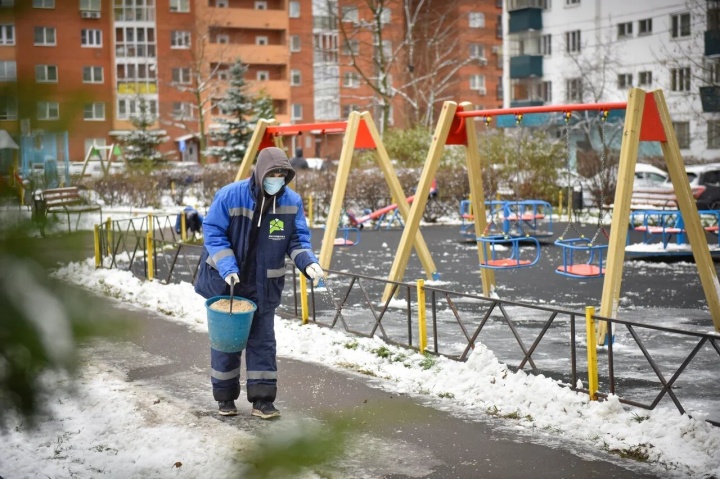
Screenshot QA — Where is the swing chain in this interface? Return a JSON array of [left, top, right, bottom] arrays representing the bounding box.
[[559, 112, 584, 241], [590, 110, 610, 245], [482, 116, 504, 238]]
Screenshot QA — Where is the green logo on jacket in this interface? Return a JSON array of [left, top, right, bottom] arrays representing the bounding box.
[[269, 218, 284, 234]]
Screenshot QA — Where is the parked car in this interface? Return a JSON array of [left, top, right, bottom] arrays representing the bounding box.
[[661, 162, 720, 210], [573, 162, 669, 209]]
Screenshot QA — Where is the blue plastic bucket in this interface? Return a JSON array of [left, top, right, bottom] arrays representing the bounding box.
[[205, 296, 257, 353]]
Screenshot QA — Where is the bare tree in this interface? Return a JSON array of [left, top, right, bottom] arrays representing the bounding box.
[[159, 10, 228, 164], [328, 0, 484, 132]]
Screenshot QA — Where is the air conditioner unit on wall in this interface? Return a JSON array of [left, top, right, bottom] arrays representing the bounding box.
[[478, 87, 487, 96], [81, 10, 101, 18], [491, 45, 501, 54]]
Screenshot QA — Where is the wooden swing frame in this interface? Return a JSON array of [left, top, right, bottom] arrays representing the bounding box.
[[384, 89, 720, 344]]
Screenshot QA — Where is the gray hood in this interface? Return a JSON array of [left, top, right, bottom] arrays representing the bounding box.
[[254, 147, 296, 187]]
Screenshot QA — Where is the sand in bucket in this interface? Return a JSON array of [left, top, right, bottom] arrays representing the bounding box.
[[205, 296, 257, 353]]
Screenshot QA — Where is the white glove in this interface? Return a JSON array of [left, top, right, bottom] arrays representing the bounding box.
[[225, 273, 239, 286], [305, 263, 324, 281]]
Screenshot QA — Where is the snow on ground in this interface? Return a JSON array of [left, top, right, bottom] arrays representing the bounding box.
[[1, 257, 717, 478]]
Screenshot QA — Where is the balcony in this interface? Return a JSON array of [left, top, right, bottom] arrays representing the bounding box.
[[206, 7, 287, 30], [509, 8, 542, 34], [205, 44, 289, 65], [510, 99, 545, 108], [510, 55, 543, 78], [247, 80, 289, 101], [705, 31, 720, 57], [700, 86, 720, 112]]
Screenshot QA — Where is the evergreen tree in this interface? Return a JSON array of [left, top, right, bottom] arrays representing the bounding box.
[[251, 89, 276, 127], [120, 96, 166, 164], [206, 60, 254, 162]]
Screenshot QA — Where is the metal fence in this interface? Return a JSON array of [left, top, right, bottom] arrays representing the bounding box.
[[94, 221, 720, 426]]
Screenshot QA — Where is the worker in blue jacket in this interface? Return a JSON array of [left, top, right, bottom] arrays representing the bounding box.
[[194, 147, 325, 419]]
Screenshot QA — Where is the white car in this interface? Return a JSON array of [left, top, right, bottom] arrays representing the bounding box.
[[567, 163, 669, 209]]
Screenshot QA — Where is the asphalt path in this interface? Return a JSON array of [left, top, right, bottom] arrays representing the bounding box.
[[97, 301, 663, 479]]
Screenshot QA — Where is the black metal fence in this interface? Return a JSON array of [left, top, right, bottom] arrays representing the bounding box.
[[95, 220, 720, 426]]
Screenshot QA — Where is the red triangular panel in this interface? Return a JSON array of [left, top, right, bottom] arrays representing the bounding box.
[[445, 105, 468, 146], [639, 94, 667, 142], [259, 132, 276, 150], [354, 119, 376, 149]]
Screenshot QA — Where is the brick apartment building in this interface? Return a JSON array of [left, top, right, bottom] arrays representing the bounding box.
[[0, 0, 501, 171]]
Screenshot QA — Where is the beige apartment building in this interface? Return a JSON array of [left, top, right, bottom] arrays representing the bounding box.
[[0, 0, 501, 171]]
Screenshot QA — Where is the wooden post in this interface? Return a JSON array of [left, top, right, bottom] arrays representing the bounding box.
[[318, 112, 361, 270], [235, 119, 273, 182], [383, 102, 457, 302], [653, 90, 720, 332], [597, 89, 644, 344], [462, 102, 496, 296], [361, 112, 438, 281]]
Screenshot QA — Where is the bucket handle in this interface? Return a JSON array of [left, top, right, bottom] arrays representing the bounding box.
[[229, 277, 236, 313]]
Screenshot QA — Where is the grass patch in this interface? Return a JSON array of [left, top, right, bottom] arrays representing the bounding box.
[[438, 392, 455, 399], [344, 340, 359, 350], [419, 355, 436, 370], [609, 445, 650, 462], [372, 346, 391, 359]]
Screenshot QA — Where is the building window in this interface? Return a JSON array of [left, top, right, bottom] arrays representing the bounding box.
[[254, 1, 267, 9], [496, 15, 502, 39], [115, 26, 157, 58], [469, 12, 485, 28], [256, 70, 269, 81], [671, 67, 691, 91], [171, 31, 191, 48], [289, 1, 300, 18], [672, 121, 690, 149], [671, 13, 691, 38], [172, 102, 194, 120], [617, 22, 632, 38], [709, 121, 720, 149], [117, 98, 157, 120], [638, 18, 652, 35], [290, 35, 301, 52], [291, 103, 302, 121], [541, 34, 551, 55], [38, 101, 59, 120], [541, 81, 552, 102], [172, 67, 191, 84], [380, 7, 391, 24], [0, 60, 16, 81], [343, 71, 358, 87], [256, 36, 268, 46], [497, 76, 503, 101], [565, 30, 581, 53], [0, 97, 17, 120], [617, 73, 632, 89], [81, 0, 101, 11], [291, 69, 301, 86], [33, 0, 54, 7], [81, 29, 102, 47], [342, 104, 359, 117], [216, 0, 228, 7], [470, 43, 486, 61], [0, 0, 13, 6], [34, 27, 56, 46], [638, 71, 652, 86], [470, 74, 486, 94], [35, 64, 58, 83], [566, 78, 582, 101], [0, 24, 14, 45], [82, 66, 103, 83], [169, 0, 189, 12], [84, 102, 105, 120], [342, 39, 359, 56], [216, 34, 229, 44], [341, 6, 358, 23]]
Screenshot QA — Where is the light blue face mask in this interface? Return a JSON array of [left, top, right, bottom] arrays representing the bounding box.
[[263, 177, 285, 195]]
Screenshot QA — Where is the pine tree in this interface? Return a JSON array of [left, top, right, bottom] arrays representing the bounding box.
[[206, 60, 255, 162], [251, 89, 276, 126], [120, 96, 166, 164]]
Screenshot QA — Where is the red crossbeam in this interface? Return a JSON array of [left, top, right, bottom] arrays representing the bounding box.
[[455, 102, 628, 118]]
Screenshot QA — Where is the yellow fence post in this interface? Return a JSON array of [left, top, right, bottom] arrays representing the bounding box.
[[146, 232, 154, 281], [585, 306, 598, 400], [417, 279, 427, 354], [181, 212, 187, 242], [300, 274, 309, 324], [307, 194, 314, 228], [93, 224, 101, 268], [106, 217, 112, 256]]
